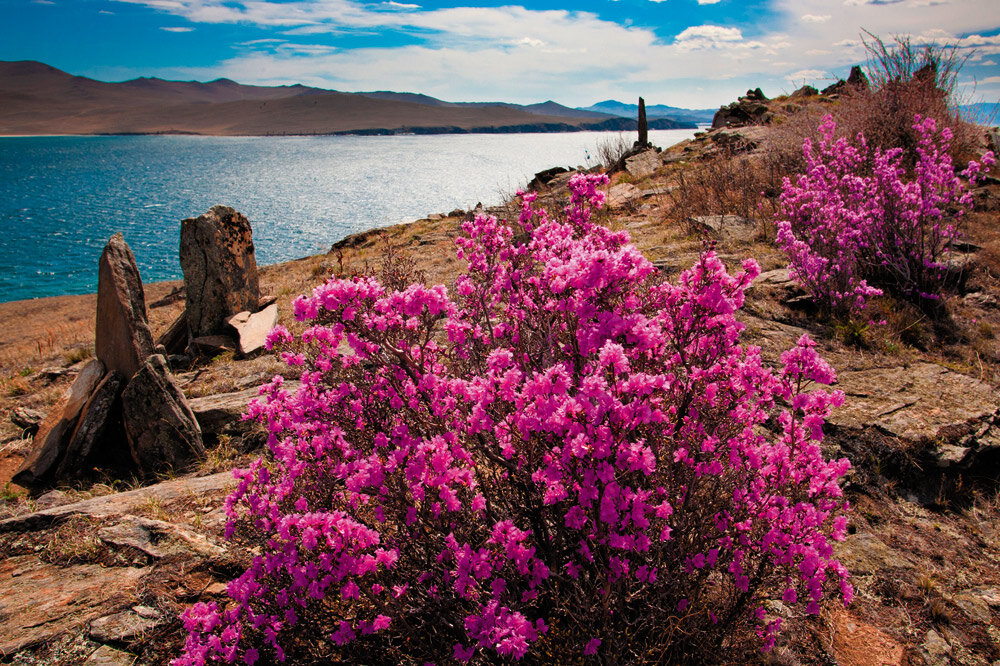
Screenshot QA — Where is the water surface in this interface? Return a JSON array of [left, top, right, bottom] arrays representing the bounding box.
[[0, 129, 696, 302]]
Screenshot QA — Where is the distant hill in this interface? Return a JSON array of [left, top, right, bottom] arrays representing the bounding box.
[[579, 100, 717, 126], [0, 60, 695, 135]]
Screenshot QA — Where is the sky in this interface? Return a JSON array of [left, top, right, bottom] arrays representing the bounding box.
[[3, 0, 999, 109]]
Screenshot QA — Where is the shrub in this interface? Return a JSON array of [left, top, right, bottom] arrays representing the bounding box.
[[175, 174, 853, 665], [776, 114, 994, 318]]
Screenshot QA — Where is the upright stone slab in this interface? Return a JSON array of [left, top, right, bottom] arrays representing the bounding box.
[[122, 354, 204, 475], [13, 359, 105, 487], [180, 206, 260, 337], [96, 233, 155, 379], [56, 370, 125, 478]]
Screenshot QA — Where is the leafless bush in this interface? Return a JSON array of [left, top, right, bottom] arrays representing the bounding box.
[[596, 132, 632, 169]]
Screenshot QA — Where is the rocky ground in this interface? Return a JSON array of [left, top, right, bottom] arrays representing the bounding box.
[[1, 88, 1000, 664]]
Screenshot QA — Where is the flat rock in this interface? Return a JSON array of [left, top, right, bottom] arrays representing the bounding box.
[[88, 608, 163, 643], [10, 406, 44, 431], [829, 363, 999, 442], [953, 593, 992, 624], [122, 354, 204, 475], [921, 629, 952, 666], [607, 182, 641, 209], [191, 335, 236, 355], [180, 205, 260, 337], [97, 514, 225, 560], [56, 371, 125, 478], [13, 359, 105, 487], [225, 303, 278, 356], [689, 214, 759, 243], [0, 471, 233, 533], [96, 233, 155, 379], [0, 555, 147, 655], [624, 149, 661, 179], [83, 645, 137, 665], [188, 381, 299, 436]]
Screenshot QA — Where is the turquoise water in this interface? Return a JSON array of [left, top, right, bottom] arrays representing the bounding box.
[[0, 129, 696, 302]]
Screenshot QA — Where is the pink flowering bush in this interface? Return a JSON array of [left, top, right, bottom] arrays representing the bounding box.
[[776, 114, 994, 317], [175, 173, 852, 664]]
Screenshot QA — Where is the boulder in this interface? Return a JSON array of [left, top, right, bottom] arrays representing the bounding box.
[[790, 85, 818, 98], [226, 303, 279, 356], [122, 354, 204, 475], [95, 234, 155, 380], [624, 149, 661, 179], [180, 205, 260, 337], [55, 371, 125, 478], [13, 359, 105, 487]]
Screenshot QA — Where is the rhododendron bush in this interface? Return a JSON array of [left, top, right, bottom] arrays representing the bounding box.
[[176, 173, 852, 665], [776, 114, 994, 317]]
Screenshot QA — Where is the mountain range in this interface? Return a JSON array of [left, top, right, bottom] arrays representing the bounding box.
[[0, 60, 701, 136]]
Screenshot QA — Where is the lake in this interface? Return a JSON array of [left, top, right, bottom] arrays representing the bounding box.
[[0, 129, 697, 303]]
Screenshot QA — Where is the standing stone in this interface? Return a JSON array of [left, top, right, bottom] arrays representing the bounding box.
[[122, 355, 204, 475], [13, 359, 105, 486], [637, 96, 649, 148], [180, 206, 260, 337], [96, 233, 155, 380], [55, 371, 125, 478]]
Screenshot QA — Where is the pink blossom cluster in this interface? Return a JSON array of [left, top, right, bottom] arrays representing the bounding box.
[[175, 172, 853, 664], [776, 114, 994, 316]]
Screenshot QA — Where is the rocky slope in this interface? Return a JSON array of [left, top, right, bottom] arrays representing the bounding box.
[[1, 89, 1000, 664]]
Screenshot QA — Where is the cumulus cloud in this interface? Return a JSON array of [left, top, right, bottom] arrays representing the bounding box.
[[161, 26, 194, 31], [697, 0, 723, 4], [801, 14, 831, 22]]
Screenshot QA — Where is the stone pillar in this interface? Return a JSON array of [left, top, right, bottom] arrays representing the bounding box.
[[637, 96, 648, 148]]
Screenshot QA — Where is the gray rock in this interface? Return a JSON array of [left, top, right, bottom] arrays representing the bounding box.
[[34, 489, 71, 510], [122, 354, 204, 475], [88, 609, 163, 643], [180, 206, 260, 337], [953, 593, 992, 623], [83, 645, 137, 665], [624, 149, 661, 179], [0, 555, 148, 655], [98, 515, 225, 560], [191, 335, 237, 356], [225, 303, 279, 356], [13, 359, 105, 487], [188, 381, 300, 436], [607, 183, 642, 209], [56, 371, 125, 478], [689, 215, 759, 243], [829, 363, 999, 443], [96, 234, 155, 379], [10, 406, 44, 433], [921, 629, 951, 666]]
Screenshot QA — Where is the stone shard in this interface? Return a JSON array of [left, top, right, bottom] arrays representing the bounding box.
[[122, 354, 204, 475], [180, 205, 260, 337], [637, 96, 648, 147], [95, 233, 155, 379], [56, 371, 125, 478], [12, 359, 105, 487], [226, 303, 278, 356]]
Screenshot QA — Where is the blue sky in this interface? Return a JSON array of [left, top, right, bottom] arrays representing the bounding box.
[[3, 0, 999, 108]]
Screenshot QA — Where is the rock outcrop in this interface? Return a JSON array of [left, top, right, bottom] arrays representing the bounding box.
[[712, 88, 772, 129], [226, 303, 279, 356], [180, 205, 260, 338], [95, 233, 155, 379], [122, 354, 205, 474], [55, 371, 125, 478]]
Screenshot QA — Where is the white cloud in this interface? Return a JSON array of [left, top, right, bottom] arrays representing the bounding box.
[[697, 0, 723, 4], [161, 26, 194, 32], [107, 0, 1000, 107]]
